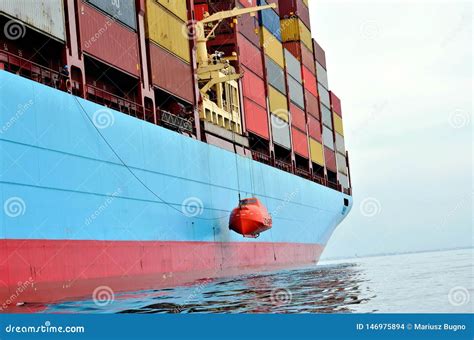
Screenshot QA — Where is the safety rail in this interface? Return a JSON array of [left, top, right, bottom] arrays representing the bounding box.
[[86, 85, 145, 121], [274, 159, 292, 173], [295, 167, 311, 179], [251, 150, 272, 166], [312, 175, 326, 186], [327, 181, 340, 191], [157, 109, 193, 133], [0, 50, 61, 89]]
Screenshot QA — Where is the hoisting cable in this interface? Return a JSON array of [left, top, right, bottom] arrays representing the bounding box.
[[73, 96, 228, 221]]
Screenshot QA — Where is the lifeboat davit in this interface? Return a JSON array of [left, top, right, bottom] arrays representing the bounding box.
[[229, 198, 272, 238]]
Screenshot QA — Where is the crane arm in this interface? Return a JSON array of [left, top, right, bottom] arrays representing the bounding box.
[[200, 4, 277, 24]]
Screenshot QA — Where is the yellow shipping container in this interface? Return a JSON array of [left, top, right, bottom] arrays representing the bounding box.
[[268, 86, 289, 122], [156, 0, 188, 21], [280, 18, 313, 52], [310, 138, 325, 166], [302, 0, 309, 6], [145, 0, 191, 63], [333, 113, 344, 136], [260, 27, 285, 68]]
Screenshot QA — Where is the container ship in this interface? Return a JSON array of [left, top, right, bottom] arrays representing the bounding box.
[[0, 0, 352, 308]]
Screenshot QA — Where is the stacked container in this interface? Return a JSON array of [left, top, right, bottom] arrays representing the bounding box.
[[313, 39, 337, 177], [330, 91, 350, 189], [145, 0, 194, 103], [78, 1, 140, 77]]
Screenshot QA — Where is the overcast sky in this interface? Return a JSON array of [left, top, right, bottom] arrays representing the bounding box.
[[309, 0, 473, 258]]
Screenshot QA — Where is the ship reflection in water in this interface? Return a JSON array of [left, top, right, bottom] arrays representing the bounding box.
[[31, 263, 369, 314]]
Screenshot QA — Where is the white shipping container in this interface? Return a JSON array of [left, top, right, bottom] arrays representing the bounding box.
[[271, 114, 291, 150], [336, 153, 347, 175], [316, 62, 328, 89], [335, 132, 346, 155], [0, 0, 66, 41], [338, 172, 350, 189], [323, 126, 334, 150]]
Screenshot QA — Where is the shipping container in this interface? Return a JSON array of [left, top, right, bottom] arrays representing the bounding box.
[[278, 0, 311, 31], [321, 104, 333, 130], [338, 173, 350, 189], [335, 132, 346, 155], [145, 0, 191, 63], [333, 113, 344, 136], [318, 83, 331, 108], [243, 97, 269, 139], [305, 90, 320, 119], [283, 41, 315, 74], [79, 3, 140, 77], [284, 49, 302, 83], [265, 56, 286, 94], [330, 91, 342, 116], [292, 127, 309, 158], [238, 34, 264, 77], [287, 75, 305, 109], [302, 66, 318, 97], [336, 153, 348, 175], [268, 85, 289, 121], [290, 103, 306, 131], [0, 0, 66, 41], [239, 0, 257, 7], [280, 17, 313, 52], [324, 146, 337, 172], [237, 11, 260, 47], [313, 39, 326, 69], [307, 115, 322, 142], [156, 0, 188, 21], [257, 0, 281, 40], [86, 0, 137, 30], [149, 42, 194, 103], [271, 114, 291, 149], [309, 138, 324, 166], [323, 126, 335, 150], [241, 65, 267, 107], [316, 62, 328, 89], [260, 27, 285, 68]]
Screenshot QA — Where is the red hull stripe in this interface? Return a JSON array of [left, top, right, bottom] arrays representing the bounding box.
[[0, 239, 323, 309]]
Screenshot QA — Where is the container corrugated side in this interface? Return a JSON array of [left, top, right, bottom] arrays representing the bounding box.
[[278, 0, 311, 31], [149, 42, 194, 103], [284, 49, 302, 83], [283, 41, 315, 74], [333, 113, 344, 136], [280, 17, 313, 52], [338, 173, 350, 189], [268, 85, 289, 122], [271, 114, 291, 149], [260, 27, 285, 68], [265, 56, 286, 95], [335, 132, 346, 155], [309, 138, 325, 166], [290, 103, 306, 131], [86, 0, 137, 30], [292, 127, 309, 158], [0, 0, 65, 41], [330, 91, 342, 116], [324, 146, 337, 172], [238, 33, 264, 77], [318, 83, 331, 108], [313, 39, 327, 69], [302, 66, 318, 97], [321, 104, 333, 130], [241, 65, 266, 108], [145, 0, 191, 63], [305, 90, 320, 119], [257, 0, 281, 40], [79, 3, 140, 77], [336, 153, 348, 175], [307, 115, 322, 142], [287, 75, 305, 109], [323, 126, 335, 150], [243, 97, 269, 139], [156, 0, 188, 21], [316, 62, 328, 89]]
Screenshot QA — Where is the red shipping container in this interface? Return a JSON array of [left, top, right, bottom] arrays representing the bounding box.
[[239, 0, 257, 7], [292, 127, 309, 158], [238, 34, 264, 78], [324, 146, 337, 172], [243, 98, 269, 139], [290, 103, 306, 131], [241, 65, 266, 107], [330, 91, 342, 116], [79, 3, 140, 77], [149, 43, 194, 104], [278, 0, 311, 30], [283, 41, 315, 75], [237, 12, 260, 47], [305, 90, 320, 119], [313, 39, 327, 70], [302, 66, 318, 97], [307, 115, 322, 142]]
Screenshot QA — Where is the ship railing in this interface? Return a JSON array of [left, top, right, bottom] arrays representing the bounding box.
[[274, 159, 292, 173], [156, 109, 193, 133], [295, 167, 311, 179], [312, 175, 326, 186], [251, 150, 272, 165], [327, 180, 339, 190], [0, 50, 60, 89], [85, 85, 145, 120]]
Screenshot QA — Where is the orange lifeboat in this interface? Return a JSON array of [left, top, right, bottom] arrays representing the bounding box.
[[229, 198, 272, 238]]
